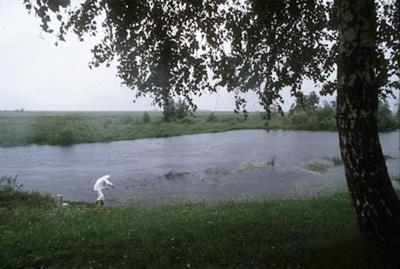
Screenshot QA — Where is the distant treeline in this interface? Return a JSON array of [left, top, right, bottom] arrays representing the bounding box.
[[267, 99, 399, 132], [0, 101, 398, 146]]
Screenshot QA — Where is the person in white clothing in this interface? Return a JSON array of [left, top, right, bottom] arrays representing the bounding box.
[[93, 174, 114, 206]]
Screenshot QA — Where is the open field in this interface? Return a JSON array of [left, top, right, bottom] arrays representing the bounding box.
[[0, 111, 265, 146], [1, 110, 398, 146], [1, 186, 399, 268]]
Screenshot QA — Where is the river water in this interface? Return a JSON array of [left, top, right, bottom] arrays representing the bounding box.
[[0, 130, 399, 204]]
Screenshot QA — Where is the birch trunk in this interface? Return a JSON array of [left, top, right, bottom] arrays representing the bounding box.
[[336, 0, 400, 246]]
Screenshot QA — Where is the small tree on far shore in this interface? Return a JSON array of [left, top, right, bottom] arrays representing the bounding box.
[[142, 112, 150, 123]]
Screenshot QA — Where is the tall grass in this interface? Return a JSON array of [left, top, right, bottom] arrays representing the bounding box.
[[0, 175, 22, 189]]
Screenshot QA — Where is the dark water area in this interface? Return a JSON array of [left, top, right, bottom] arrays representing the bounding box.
[[1, 130, 399, 204]]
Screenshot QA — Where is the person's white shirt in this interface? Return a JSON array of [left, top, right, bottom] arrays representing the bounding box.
[[93, 175, 113, 201]]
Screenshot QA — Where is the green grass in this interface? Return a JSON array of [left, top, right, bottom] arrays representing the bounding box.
[[241, 161, 274, 169], [0, 111, 265, 146], [391, 175, 400, 182], [300, 162, 333, 174], [322, 156, 343, 166], [0, 110, 398, 146], [0, 187, 394, 268], [384, 154, 397, 160], [240, 156, 276, 169]]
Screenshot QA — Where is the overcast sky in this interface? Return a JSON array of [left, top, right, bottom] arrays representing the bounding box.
[[0, 1, 396, 112]]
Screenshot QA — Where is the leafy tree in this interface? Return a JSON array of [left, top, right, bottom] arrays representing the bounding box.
[[289, 91, 321, 114], [316, 102, 336, 121], [377, 101, 398, 131], [291, 110, 308, 127], [295, 91, 320, 111], [172, 99, 191, 120], [396, 104, 400, 121], [25, 0, 400, 248], [334, 0, 400, 249], [216, 0, 400, 248], [23, 0, 220, 121], [159, 97, 191, 121]]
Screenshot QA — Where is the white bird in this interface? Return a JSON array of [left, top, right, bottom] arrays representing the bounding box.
[[93, 175, 114, 205]]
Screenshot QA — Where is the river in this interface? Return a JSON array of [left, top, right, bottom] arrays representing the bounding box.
[[0, 130, 399, 204]]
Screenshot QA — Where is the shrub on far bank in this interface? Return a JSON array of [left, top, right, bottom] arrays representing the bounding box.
[[58, 127, 75, 145], [286, 105, 337, 131], [29, 117, 80, 145], [278, 100, 399, 132], [206, 113, 218, 122], [378, 102, 399, 131], [291, 111, 308, 127], [142, 112, 151, 123], [163, 98, 192, 121]]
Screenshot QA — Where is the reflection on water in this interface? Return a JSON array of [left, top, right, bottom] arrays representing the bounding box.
[[0, 130, 399, 203]]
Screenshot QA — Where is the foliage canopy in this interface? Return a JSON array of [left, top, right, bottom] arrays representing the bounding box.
[[24, 0, 224, 110], [24, 0, 399, 114]]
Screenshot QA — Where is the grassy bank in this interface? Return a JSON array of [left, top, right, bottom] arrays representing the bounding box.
[[0, 111, 264, 146], [1, 187, 397, 268], [0, 110, 398, 146]]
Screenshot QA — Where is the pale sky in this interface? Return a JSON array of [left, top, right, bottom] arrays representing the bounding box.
[[0, 1, 395, 112]]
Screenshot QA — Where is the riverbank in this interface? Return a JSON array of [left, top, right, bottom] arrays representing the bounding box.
[[1, 186, 398, 268], [1, 110, 398, 146], [0, 111, 262, 146]]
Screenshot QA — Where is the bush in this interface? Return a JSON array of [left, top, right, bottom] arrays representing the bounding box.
[[174, 99, 191, 119], [0, 186, 55, 209], [377, 102, 398, 131], [30, 117, 79, 145], [291, 111, 308, 127], [178, 118, 195, 124], [163, 98, 191, 121], [288, 102, 337, 131], [0, 175, 55, 210], [142, 112, 151, 123], [306, 116, 319, 129], [259, 112, 268, 120], [58, 128, 75, 145], [315, 105, 335, 121], [293, 91, 320, 111], [0, 175, 22, 189], [318, 118, 336, 130], [206, 113, 218, 122]]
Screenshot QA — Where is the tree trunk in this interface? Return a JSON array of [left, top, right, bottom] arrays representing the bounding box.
[[159, 35, 172, 122], [336, 0, 400, 248], [162, 92, 172, 122]]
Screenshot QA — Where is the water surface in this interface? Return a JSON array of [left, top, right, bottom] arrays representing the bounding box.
[[1, 130, 398, 204]]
